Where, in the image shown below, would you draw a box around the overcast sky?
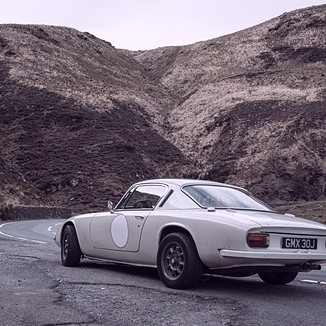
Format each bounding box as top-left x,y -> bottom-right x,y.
1,0 -> 325,50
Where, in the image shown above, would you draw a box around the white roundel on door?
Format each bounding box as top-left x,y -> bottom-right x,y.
111,214 -> 128,248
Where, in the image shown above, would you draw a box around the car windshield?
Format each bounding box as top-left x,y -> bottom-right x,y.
183,185 -> 271,211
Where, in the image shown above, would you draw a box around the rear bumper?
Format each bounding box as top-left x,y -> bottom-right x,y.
220,249 -> 326,261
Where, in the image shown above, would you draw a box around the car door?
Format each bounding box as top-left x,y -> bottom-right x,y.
90,184 -> 167,252
89,210 -> 151,252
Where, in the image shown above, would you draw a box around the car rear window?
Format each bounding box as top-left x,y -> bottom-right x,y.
183,185 -> 271,211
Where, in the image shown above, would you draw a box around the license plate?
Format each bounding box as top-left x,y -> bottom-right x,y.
282,237 -> 317,249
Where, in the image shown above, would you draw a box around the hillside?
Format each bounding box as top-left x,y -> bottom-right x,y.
0,5 -> 325,218
132,5 -> 326,203
0,25 -> 191,211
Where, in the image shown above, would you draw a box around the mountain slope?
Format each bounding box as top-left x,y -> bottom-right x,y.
0,5 -> 325,214
132,5 -> 326,203
0,25 -> 191,211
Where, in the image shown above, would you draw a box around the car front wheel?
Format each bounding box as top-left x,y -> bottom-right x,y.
258,271 -> 298,285
157,232 -> 203,289
61,224 -> 82,267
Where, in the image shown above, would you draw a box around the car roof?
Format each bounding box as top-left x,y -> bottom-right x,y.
135,178 -> 245,190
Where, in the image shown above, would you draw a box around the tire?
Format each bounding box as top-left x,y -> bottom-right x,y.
258,271 -> 298,285
61,224 -> 82,267
157,232 -> 203,289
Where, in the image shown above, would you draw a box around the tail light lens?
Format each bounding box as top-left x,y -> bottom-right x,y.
247,233 -> 270,248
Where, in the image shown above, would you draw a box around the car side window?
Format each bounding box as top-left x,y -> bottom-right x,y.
117,185 -> 167,210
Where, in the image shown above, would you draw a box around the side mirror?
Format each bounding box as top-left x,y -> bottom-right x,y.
107,201 -> 114,211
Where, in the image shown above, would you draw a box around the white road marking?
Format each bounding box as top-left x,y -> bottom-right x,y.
0,222 -> 16,229
301,279 -> 326,285
0,222 -> 47,244
48,222 -> 63,234
14,292 -> 37,296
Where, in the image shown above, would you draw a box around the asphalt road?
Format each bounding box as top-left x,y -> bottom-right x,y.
0,219 -> 326,326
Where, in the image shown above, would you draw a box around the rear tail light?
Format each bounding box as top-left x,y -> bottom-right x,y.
247,233 -> 270,248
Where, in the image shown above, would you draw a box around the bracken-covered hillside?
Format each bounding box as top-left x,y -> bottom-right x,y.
0,25 -> 191,211
132,5 -> 326,204
0,5 -> 325,216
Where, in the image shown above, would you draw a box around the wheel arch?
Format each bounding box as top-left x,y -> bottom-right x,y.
158,224 -> 207,267
60,221 -> 78,244
159,224 -> 193,244
58,215 -> 94,255
158,223 -> 218,270
156,225 -> 205,288
60,221 -> 82,266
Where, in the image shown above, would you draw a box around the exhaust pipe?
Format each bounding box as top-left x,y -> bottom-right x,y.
300,262 -> 321,272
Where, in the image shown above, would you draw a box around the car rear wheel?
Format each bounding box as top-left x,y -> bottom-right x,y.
258,271 -> 298,285
61,224 -> 82,267
157,232 -> 203,289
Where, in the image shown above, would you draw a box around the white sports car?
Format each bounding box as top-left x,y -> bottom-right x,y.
55,179 -> 326,289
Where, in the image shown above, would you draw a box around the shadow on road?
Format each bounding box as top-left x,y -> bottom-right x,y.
73,258 -> 324,300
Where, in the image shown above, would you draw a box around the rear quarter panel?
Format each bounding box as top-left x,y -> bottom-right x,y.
140,209 -> 260,268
